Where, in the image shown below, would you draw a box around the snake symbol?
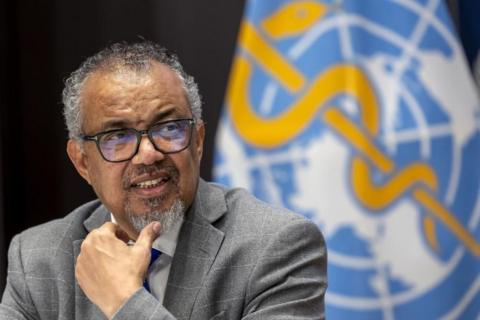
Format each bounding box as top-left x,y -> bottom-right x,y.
226,1 -> 480,256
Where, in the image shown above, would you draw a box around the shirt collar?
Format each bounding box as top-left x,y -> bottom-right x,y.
110,214 -> 183,257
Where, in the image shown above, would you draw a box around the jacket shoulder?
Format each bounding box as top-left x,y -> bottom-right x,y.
15,199 -> 102,247
218,183 -> 312,230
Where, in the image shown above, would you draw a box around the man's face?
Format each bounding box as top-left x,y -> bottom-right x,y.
67,62 -> 204,239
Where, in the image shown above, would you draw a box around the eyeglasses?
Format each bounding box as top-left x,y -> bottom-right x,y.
80,118 -> 195,162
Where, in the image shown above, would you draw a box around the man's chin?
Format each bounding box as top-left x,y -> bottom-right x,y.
128,196 -> 171,214
125,198 -> 185,234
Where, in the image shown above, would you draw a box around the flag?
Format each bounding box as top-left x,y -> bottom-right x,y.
214,0 -> 480,318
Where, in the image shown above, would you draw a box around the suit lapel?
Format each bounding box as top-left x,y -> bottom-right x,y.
73,205 -> 110,320
163,180 -> 226,319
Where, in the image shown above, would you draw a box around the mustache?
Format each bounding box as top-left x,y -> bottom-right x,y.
122,161 -> 179,189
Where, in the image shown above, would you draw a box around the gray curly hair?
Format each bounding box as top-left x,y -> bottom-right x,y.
62,41 -> 202,139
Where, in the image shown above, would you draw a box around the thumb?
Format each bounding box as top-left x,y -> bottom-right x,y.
135,221 -> 161,250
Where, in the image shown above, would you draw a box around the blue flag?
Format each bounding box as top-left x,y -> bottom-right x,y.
214,0 -> 480,318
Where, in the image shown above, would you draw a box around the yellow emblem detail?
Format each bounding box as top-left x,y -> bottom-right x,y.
351,156 -> 438,210
226,2 -> 480,256
239,22 -> 305,92
414,189 -> 480,256
262,1 -> 327,38
324,109 -> 392,173
424,216 -> 439,252
227,57 -> 379,148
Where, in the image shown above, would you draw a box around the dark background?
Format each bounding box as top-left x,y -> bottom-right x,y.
0,0 -> 470,294
0,0 -> 246,293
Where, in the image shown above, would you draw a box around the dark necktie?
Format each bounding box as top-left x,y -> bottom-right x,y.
143,248 -> 162,292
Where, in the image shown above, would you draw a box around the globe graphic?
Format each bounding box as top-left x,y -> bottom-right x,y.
214,0 -> 480,318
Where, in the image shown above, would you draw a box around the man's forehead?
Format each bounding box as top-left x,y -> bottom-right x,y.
80,62 -> 187,108
79,62 -> 191,131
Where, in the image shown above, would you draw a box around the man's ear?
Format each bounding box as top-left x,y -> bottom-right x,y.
194,122 -> 205,161
66,139 -> 92,185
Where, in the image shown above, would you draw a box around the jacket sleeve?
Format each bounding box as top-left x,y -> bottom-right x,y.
0,235 -> 39,320
112,288 -> 177,320
242,218 -> 328,319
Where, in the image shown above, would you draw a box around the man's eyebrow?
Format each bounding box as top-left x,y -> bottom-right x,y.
151,107 -> 181,123
98,106 -> 184,131
100,119 -> 131,131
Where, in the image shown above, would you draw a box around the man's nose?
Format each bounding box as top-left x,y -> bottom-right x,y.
131,135 -> 165,165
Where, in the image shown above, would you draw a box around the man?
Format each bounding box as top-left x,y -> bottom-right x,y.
0,41 -> 327,319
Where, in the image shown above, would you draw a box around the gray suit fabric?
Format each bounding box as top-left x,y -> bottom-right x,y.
1,180 -> 327,319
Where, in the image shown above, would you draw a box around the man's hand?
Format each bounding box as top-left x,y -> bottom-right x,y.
75,221 -> 161,319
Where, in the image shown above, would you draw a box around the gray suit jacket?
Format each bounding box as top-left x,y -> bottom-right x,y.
1,180 -> 327,319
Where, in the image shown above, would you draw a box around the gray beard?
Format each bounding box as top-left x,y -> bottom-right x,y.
126,198 -> 185,234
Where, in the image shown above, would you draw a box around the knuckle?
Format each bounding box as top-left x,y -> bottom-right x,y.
80,240 -> 89,251
89,228 -> 101,238
89,227 -> 108,240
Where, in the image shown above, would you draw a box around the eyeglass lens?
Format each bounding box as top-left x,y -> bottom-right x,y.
98,119 -> 192,161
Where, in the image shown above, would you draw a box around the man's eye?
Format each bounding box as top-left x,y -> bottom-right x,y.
155,123 -> 181,135
103,131 -> 129,142
163,123 -> 180,131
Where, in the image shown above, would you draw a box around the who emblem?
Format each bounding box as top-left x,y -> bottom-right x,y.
214,0 -> 480,318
